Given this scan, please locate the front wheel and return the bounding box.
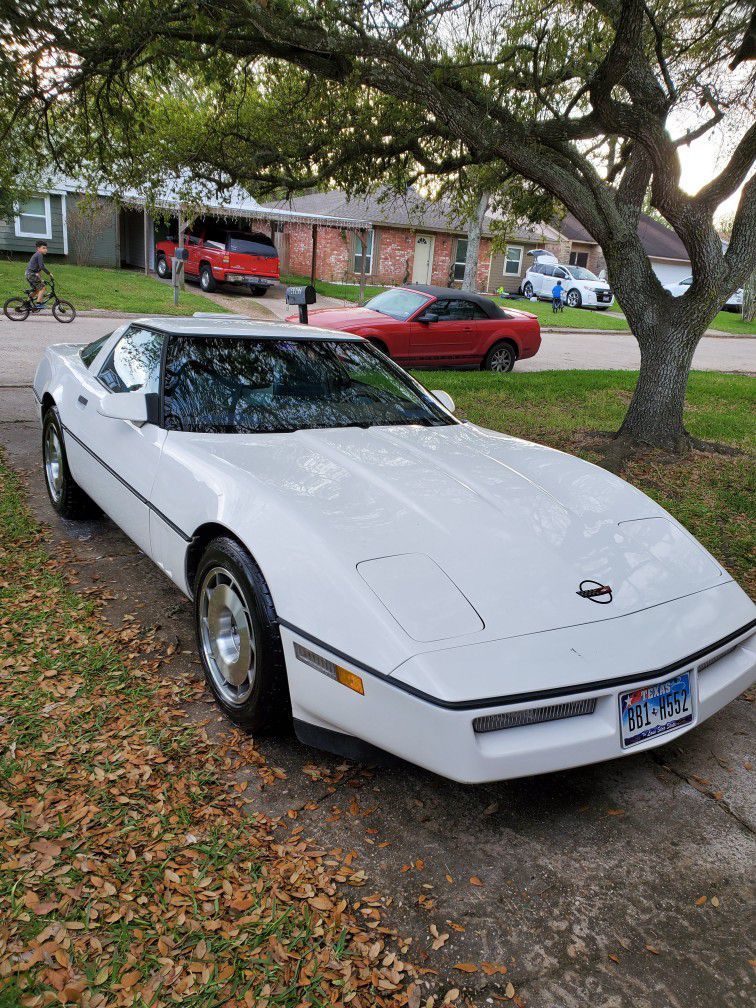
[4,297,30,321]
[156,254,171,279]
[248,285,268,297]
[522,281,534,298]
[194,537,289,733]
[42,407,99,519]
[566,288,582,308]
[200,266,217,292]
[52,300,76,323]
[483,341,517,373]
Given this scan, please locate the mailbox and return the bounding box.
[173,247,189,262]
[285,284,317,324]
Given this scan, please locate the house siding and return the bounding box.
[489,241,558,293]
[0,194,66,257]
[66,193,120,268]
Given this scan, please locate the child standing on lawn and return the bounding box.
[551,279,565,312]
[25,241,52,311]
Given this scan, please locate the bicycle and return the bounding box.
[3,276,77,323]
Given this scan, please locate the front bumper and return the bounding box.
[281,612,755,784]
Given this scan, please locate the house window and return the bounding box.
[353,231,374,275]
[453,238,468,282]
[569,250,589,268]
[503,245,523,276]
[15,195,52,239]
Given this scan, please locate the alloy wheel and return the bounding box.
[44,424,64,502]
[488,346,514,372]
[199,567,257,706]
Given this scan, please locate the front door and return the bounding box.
[409,298,480,360]
[80,325,167,555]
[412,234,435,284]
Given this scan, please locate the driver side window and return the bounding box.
[98,326,163,394]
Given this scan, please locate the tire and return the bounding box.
[247,285,268,297]
[483,341,517,373]
[42,406,100,520]
[156,254,171,279]
[566,288,582,308]
[4,297,30,321]
[194,537,289,733]
[200,265,217,292]
[52,300,76,323]
[522,281,534,298]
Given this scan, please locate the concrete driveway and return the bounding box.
[2,314,754,389]
[1,313,754,1007]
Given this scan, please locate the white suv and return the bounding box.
[521,257,613,309]
[663,276,743,313]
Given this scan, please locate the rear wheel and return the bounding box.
[156,254,171,279]
[42,407,99,519]
[52,300,76,323]
[194,537,289,732]
[522,281,534,298]
[483,341,517,373]
[367,338,390,357]
[200,265,217,292]
[4,297,30,321]
[248,285,268,297]
[566,288,582,308]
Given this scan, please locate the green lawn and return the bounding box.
[414,369,756,594]
[282,272,388,303]
[0,259,228,315]
[500,296,630,330]
[705,309,755,336]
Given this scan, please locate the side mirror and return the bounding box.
[418,312,439,324]
[431,390,455,413]
[98,391,160,425]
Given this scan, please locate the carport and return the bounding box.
[119,187,373,298]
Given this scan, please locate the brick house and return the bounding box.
[264,189,564,294]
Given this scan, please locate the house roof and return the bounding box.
[558,212,691,263]
[44,177,372,230]
[265,188,558,242]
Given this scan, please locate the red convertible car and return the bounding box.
[287,285,541,371]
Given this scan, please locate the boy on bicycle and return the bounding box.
[25,240,52,311]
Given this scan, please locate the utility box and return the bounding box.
[285,285,317,323]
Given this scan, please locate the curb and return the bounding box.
[541,326,753,339]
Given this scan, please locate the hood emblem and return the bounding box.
[577,580,613,604]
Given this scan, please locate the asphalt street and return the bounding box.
[1,312,754,389]
[1,311,754,1007]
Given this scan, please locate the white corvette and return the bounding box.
[33,315,755,783]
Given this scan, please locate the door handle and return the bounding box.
[77,395,88,407]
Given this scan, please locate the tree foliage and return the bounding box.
[2,0,755,450]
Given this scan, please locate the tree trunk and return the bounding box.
[616,324,702,451]
[742,267,756,323]
[461,192,489,291]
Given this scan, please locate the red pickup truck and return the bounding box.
[155,226,279,296]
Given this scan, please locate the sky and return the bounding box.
[674,120,752,226]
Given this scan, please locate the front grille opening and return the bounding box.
[698,642,739,674]
[473,697,597,734]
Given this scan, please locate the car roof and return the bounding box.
[401,284,505,319]
[129,316,363,340]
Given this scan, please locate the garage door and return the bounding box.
[652,261,691,285]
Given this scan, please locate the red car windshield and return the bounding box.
[364,288,430,320]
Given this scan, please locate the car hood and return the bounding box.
[286,306,391,330]
[177,424,726,650]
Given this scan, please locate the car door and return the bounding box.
[74,325,168,556]
[409,299,477,360]
[537,264,555,297]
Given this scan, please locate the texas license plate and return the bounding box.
[619,671,694,748]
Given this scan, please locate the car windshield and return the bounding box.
[363,288,430,320]
[567,266,599,281]
[163,337,455,434]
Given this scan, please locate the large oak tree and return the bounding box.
[3,0,755,452]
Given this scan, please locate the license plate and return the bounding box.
[619,671,694,748]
